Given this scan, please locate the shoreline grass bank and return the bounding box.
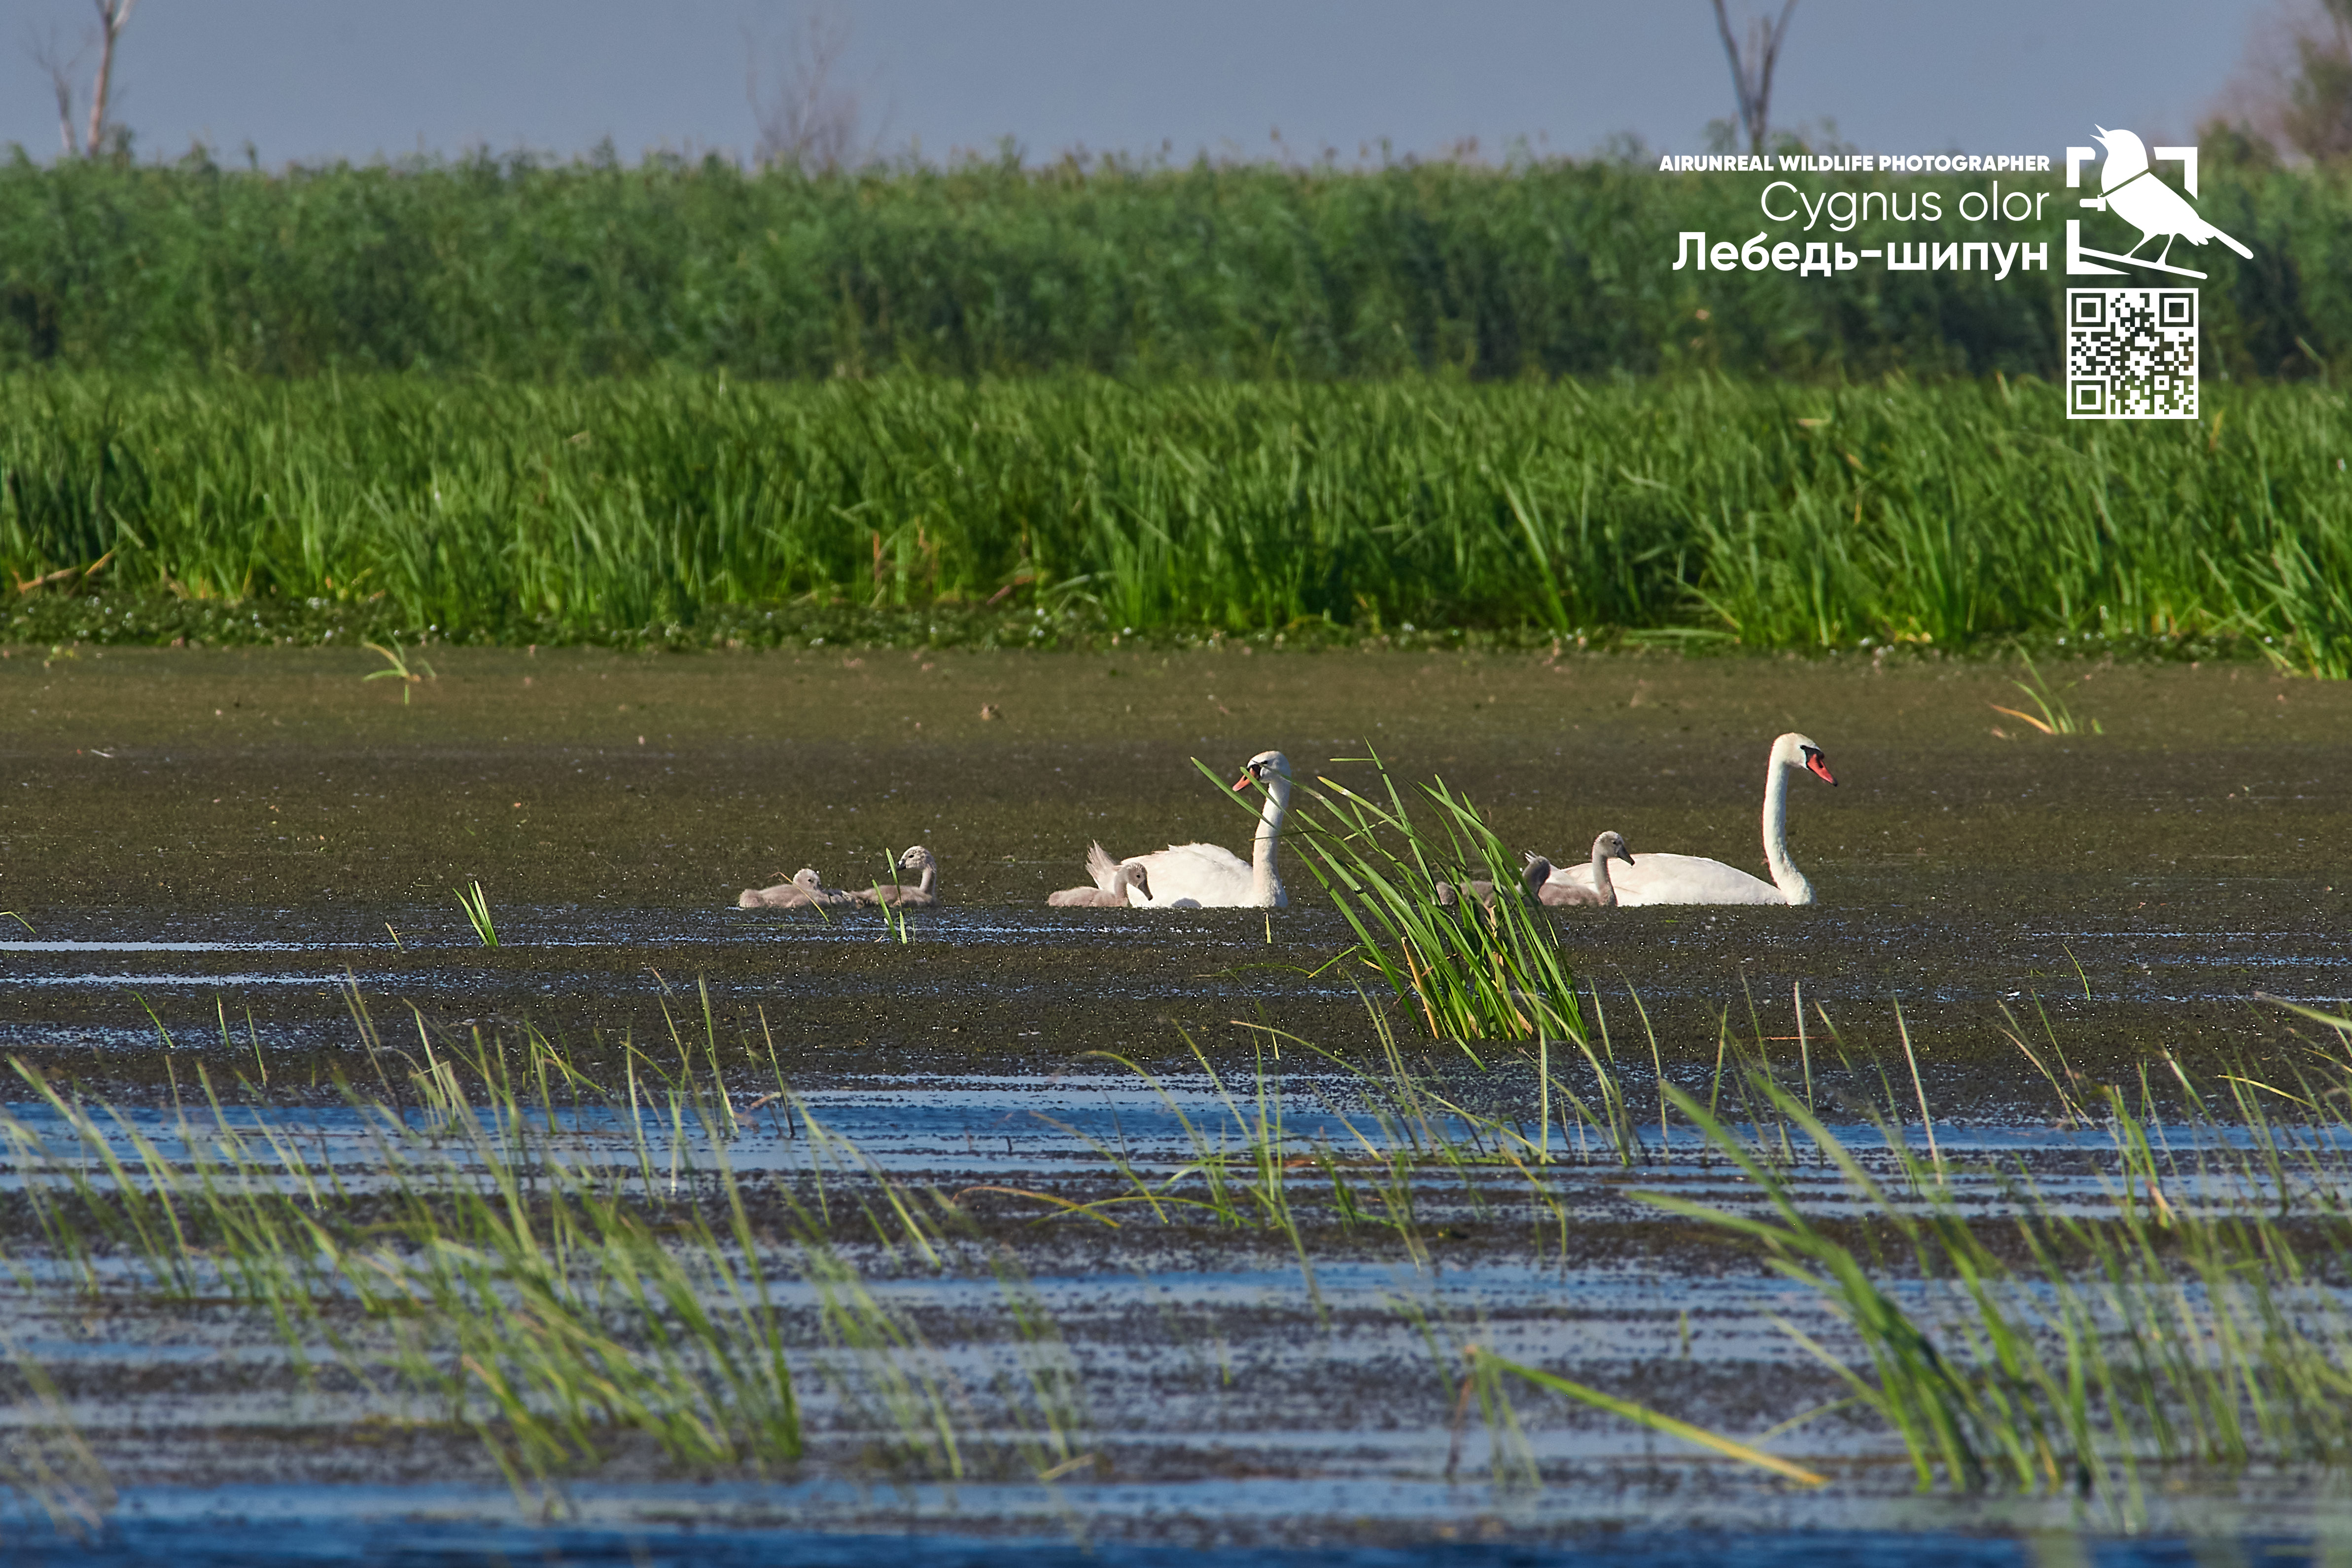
[4,373,2347,669]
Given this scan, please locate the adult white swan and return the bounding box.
[1546,733,1835,906]
[1084,750,1293,908]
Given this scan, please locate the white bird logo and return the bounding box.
[2085,127,2250,270]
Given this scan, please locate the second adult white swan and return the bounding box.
[1084,750,1293,908]
[1546,732,1835,906]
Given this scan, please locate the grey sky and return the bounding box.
[8,1,2273,170]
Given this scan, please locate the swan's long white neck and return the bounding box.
[1252,774,1291,907]
[1587,840,1617,904]
[1760,746,1814,906]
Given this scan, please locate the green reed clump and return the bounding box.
[3,373,2348,667]
[453,880,498,946]
[1258,750,1645,1162]
[1990,652,2098,736]
[1263,751,1584,1051]
[0,1040,801,1490]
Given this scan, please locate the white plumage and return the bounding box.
[2093,128,2252,265]
[1083,750,1293,908]
[1545,732,1835,907]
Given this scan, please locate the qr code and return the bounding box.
[2067,288,2197,419]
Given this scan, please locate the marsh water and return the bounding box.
[3,646,2351,1566]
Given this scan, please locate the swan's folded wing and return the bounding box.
[1086,839,1121,891]
[1132,841,1254,906]
[1151,841,1251,872]
[1603,852,1780,906]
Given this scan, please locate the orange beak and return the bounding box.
[1232,771,1254,792]
[1806,752,1837,786]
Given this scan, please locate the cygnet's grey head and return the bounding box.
[1592,831,1634,866]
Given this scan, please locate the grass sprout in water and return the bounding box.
[1468,1347,1826,1487]
[868,854,913,945]
[362,638,435,704]
[0,1337,115,1539]
[454,879,498,946]
[1991,652,2101,736]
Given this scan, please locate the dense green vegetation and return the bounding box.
[1,149,2344,381]
[5,373,2349,669]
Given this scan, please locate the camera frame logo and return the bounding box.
[2063,128,2248,422]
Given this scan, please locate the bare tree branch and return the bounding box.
[748,5,864,171]
[83,0,138,158]
[1711,0,1799,156]
[23,24,86,157]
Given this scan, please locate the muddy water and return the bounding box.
[4,647,2352,1561]
[2,646,2348,1089]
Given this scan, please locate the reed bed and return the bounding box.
[1045,950,2352,1505]
[5,374,2350,667]
[2,152,2342,382]
[0,153,2071,381]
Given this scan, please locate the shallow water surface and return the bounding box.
[3,650,2351,1560]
